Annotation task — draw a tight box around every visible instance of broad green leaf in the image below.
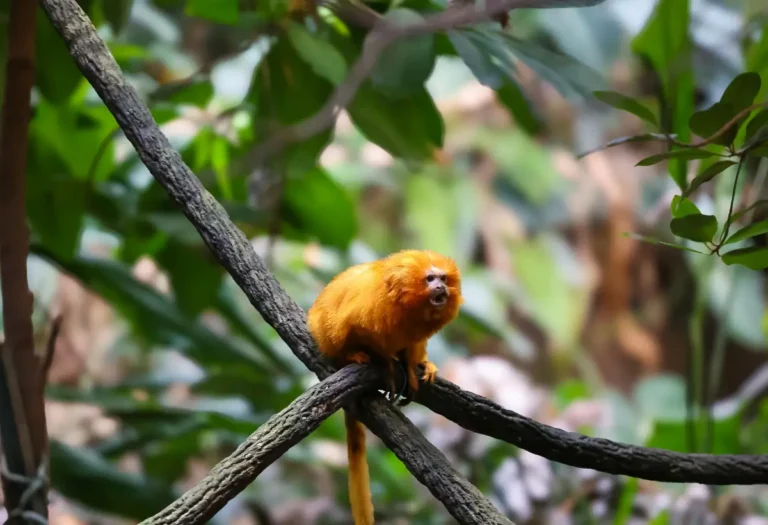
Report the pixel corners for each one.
[248,37,334,174]
[35,5,83,103]
[682,160,737,197]
[495,81,543,135]
[633,374,687,422]
[670,213,717,243]
[670,195,701,218]
[593,90,657,125]
[404,169,460,256]
[34,249,277,376]
[156,240,225,319]
[448,26,512,89]
[724,219,768,246]
[577,133,671,159]
[185,0,238,24]
[636,148,719,166]
[720,72,761,115]
[50,440,176,520]
[282,167,357,249]
[287,22,348,86]
[689,102,738,146]
[370,8,436,96]
[27,179,86,261]
[211,134,232,200]
[501,32,606,99]
[632,0,693,189]
[722,246,768,270]
[103,0,134,34]
[746,23,768,102]
[348,84,443,160]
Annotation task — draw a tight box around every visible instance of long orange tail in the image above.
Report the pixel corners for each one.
[344,410,374,525]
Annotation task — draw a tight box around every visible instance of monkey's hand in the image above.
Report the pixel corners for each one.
[397,360,438,406]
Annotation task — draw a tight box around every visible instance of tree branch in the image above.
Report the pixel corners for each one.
[140,365,378,525]
[418,379,768,485]
[246,0,608,166]
[0,0,49,521]
[38,1,513,523]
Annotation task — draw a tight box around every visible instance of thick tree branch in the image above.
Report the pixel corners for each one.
[418,379,768,485]
[38,1,513,523]
[140,365,378,525]
[0,0,49,522]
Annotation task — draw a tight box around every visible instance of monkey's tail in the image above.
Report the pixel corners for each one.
[345,409,374,525]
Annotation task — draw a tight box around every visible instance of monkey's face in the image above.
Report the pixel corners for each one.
[425,266,450,307]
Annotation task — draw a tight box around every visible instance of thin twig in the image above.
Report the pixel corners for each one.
[246,0,608,166]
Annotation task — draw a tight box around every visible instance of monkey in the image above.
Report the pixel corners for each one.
[307,249,463,525]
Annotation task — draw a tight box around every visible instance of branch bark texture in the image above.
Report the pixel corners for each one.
[37,1,513,523]
[140,365,378,525]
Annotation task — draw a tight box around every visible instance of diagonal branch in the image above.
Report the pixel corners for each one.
[37,1,514,523]
[140,365,379,525]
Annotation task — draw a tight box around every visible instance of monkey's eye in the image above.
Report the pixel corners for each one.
[426,274,435,283]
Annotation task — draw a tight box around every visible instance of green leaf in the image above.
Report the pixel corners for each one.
[34,249,278,377]
[348,84,443,160]
[682,160,737,197]
[501,32,606,99]
[495,81,543,135]
[636,148,719,166]
[50,440,176,520]
[282,167,357,249]
[211,133,232,200]
[749,144,768,157]
[670,195,701,218]
[156,241,225,319]
[448,27,512,89]
[287,22,348,86]
[670,213,718,243]
[688,102,738,146]
[103,0,134,34]
[723,219,768,246]
[731,199,768,224]
[370,8,436,96]
[35,5,83,103]
[248,37,334,174]
[593,90,657,125]
[722,246,768,270]
[720,72,761,115]
[27,179,86,261]
[185,0,238,24]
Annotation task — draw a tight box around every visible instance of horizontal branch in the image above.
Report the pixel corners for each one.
[418,379,768,485]
[139,365,377,525]
[39,1,513,524]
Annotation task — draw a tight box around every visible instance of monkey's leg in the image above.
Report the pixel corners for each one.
[398,341,438,406]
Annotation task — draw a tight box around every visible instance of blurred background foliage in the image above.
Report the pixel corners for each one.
[1,0,768,523]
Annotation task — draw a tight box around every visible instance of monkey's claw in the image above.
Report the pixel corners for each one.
[421,361,438,383]
[347,351,371,365]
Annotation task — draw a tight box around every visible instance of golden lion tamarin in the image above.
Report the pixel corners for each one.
[307,249,463,525]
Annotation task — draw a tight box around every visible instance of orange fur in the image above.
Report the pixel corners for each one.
[307,250,463,525]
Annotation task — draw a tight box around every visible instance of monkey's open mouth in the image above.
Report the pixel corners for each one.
[430,290,448,306]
